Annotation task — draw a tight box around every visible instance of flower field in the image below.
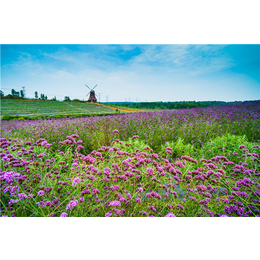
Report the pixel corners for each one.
[0,101,259,217]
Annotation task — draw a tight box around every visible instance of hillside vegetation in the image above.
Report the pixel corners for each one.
[0,100,119,120]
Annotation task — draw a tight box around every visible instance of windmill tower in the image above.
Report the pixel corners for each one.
[85,84,98,103]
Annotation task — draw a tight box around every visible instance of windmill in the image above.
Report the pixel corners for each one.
[85,84,98,103]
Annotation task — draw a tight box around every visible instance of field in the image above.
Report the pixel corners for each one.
[0,100,120,119]
[0,101,260,217]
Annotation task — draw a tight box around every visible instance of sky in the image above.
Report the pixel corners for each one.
[1,44,259,102]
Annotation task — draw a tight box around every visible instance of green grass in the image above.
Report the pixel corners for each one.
[0,99,119,119]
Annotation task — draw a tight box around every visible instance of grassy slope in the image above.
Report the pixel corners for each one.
[0,100,125,119]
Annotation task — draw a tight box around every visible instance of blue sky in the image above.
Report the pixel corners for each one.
[1,44,259,102]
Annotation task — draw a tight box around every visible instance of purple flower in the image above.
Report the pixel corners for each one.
[126,193,132,200]
[110,185,119,191]
[37,190,45,196]
[146,168,154,176]
[105,211,112,217]
[165,212,176,217]
[109,201,121,207]
[18,193,27,200]
[72,177,81,186]
[60,212,68,217]
[76,145,84,151]
[66,200,78,210]
[205,193,211,198]
[112,129,119,135]
[136,187,143,192]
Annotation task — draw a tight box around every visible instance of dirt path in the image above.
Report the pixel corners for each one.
[93,103,145,113]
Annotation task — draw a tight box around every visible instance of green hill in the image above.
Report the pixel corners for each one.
[0,100,118,120]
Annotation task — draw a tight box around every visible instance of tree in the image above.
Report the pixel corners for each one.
[35,91,38,99]
[40,94,45,100]
[64,96,71,101]
[51,96,57,101]
[11,89,19,97]
[0,90,4,98]
[20,90,24,98]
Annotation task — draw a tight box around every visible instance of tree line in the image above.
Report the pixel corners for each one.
[107,101,242,109]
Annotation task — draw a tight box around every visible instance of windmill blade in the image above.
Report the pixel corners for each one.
[85,84,91,90]
[86,91,90,97]
[92,84,97,90]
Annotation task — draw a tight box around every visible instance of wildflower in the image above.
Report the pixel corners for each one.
[72,177,81,186]
[46,201,52,207]
[139,211,148,216]
[76,145,84,151]
[112,129,119,135]
[175,161,184,168]
[60,212,68,217]
[146,168,154,176]
[105,211,112,217]
[18,193,27,200]
[110,185,119,191]
[165,212,176,217]
[109,201,121,207]
[66,200,78,210]
[178,205,184,211]
[205,193,211,198]
[8,199,14,205]
[37,190,45,196]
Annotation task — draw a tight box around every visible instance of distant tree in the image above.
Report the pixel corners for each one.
[64,96,71,101]
[5,94,12,99]
[0,90,4,98]
[51,96,57,101]
[40,94,45,100]
[20,90,25,98]
[11,89,19,97]
[35,91,38,99]
[45,95,48,100]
